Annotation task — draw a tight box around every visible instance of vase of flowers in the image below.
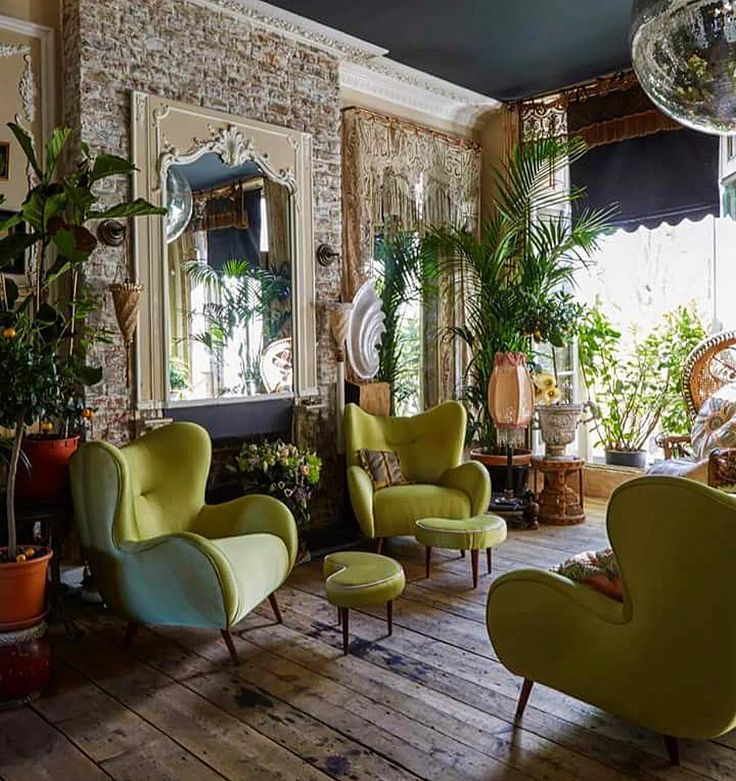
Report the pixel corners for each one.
[534,372,590,458]
[229,440,322,550]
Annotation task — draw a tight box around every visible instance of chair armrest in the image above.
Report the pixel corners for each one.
[439,461,491,516]
[194,495,298,570]
[655,433,691,460]
[117,532,236,627]
[347,465,376,539]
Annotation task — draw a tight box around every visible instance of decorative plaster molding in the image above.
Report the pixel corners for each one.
[183,0,500,130]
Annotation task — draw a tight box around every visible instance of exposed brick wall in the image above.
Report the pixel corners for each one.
[61,0,343,529]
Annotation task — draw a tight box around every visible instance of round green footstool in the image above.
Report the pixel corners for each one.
[415,515,507,588]
[323,551,406,655]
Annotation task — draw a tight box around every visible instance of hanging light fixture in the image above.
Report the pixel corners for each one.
[631,0,736,135]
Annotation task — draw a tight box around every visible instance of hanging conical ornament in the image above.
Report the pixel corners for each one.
[109,281,143,387]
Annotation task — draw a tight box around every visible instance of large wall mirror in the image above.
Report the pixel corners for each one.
[132,93,317,411]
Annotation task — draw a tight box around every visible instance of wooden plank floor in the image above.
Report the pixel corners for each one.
[3,499,735,781]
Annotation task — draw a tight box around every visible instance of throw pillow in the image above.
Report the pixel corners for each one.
[358,449,408,490]
[692,396,736,460]
[552,548,623,602]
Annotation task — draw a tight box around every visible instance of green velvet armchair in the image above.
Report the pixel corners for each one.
[70,422,298,664]
[345,401,491,549]
[487,476,736,765]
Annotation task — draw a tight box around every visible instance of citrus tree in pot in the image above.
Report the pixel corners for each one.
[0,122,164,702]
[423,135,612,489]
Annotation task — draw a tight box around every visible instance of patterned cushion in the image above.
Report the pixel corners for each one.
[358,449,408,490]
[692,396,736,460]
[552,548,623,602]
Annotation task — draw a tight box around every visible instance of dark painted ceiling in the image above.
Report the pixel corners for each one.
[269,0,634,100]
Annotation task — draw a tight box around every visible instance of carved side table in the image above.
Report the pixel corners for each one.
[530,456,585,526]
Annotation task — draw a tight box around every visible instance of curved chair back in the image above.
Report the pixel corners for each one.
[609,476,736,730]
[682,330,736,418]
[345,401,466,484]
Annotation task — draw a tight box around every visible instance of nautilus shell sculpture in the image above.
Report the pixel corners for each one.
[346,279,386,381]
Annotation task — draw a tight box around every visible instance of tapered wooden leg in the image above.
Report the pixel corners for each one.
[486,547,492,574]
[337,606,342,626]
[220,629,239,665]
[376,538,384,555]
[425,546,432,579]
[460,549,466,558]
[341,608,350,655]
[515,679,534,721]
[268,593,283,624]
[663,736,680,766]
[123,621,138,650]
[386,600,393,636]
[471,548,479,589]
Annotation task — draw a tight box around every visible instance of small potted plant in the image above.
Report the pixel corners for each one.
[228,440,322,560]
[0,122,164,704]
[533,368,592,459]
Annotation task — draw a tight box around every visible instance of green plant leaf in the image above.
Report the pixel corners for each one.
[0,232,37,270]
[90,154,136,182]
[50,223,97,263]
[20,190,45,231]
[44,255,72,285]
[44,127,71,182]
[0,212,22,233]
[74,363,103,386]
[87,197,167,220]
[43,192,68,228]
[63,182,95,223]
[7,122,42,180]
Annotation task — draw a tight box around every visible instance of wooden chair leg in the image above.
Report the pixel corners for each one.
[220,629,239,665]
[336,606,342,626]
[268,593,283,624]
[471,548,479,589]
[123,621,138,650]
[460,549,466,558]
[663,736,680,766]
[515,678,534,721]
[376,538,384,555]
[486,547,492,574]
[341,608,350,655]
[386,600,393,636]
[425,546,432,579]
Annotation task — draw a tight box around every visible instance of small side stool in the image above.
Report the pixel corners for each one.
[415,515,507,588]
[323,551,406,655]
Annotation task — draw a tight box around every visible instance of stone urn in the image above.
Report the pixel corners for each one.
[536,403,587,458]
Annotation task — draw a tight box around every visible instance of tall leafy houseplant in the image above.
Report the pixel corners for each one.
[424,135,613,450]
[0,123,165,567]
[374,230,437,414]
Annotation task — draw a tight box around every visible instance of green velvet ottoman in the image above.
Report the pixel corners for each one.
[323,551,406,655]
[415,515,507,588]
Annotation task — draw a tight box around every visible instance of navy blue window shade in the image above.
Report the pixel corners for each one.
[570,129,719,232]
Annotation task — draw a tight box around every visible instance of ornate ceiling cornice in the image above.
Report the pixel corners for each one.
[185,0,501,129]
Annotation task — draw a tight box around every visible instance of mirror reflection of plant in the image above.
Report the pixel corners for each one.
[374,230,437,414]
[424,135,613,451]
[0,122,165,560]
[578,303,707,454]
[182,258,291,396]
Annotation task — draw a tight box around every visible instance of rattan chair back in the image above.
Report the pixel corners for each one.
[682,330,736,419]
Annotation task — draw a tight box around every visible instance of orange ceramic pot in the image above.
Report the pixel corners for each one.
[15,435,80,500]
[0,549,52,630]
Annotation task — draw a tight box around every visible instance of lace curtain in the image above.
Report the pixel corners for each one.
[341,107,481,405]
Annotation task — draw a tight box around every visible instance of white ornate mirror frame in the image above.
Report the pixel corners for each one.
[131,91,317,409]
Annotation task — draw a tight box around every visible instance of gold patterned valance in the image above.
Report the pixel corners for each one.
[341,107,481,300]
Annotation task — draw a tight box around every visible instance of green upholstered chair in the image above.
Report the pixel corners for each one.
[345,401,491,550]
[487,476,736,765]
[70,422,298,664]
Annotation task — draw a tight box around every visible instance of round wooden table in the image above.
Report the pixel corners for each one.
[530,456,585,526]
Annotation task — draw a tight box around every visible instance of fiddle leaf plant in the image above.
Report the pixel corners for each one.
[0,122,166,561]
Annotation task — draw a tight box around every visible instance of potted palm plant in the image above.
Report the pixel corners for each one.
[424,135,612,487]
[0,122,164,704]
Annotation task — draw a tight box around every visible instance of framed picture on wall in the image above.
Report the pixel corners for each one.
[0,142,9,180]
[0,209,28,276]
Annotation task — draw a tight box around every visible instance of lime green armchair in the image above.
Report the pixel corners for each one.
[70,422,298,663]
[345,401,491,549]
[487,476,736,764]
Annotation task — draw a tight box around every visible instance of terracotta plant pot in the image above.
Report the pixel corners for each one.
[471,448,532,498]
[605,449,647,469]
[15,435,80,501]
[0,549,52,630]
[0,621,52,707]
